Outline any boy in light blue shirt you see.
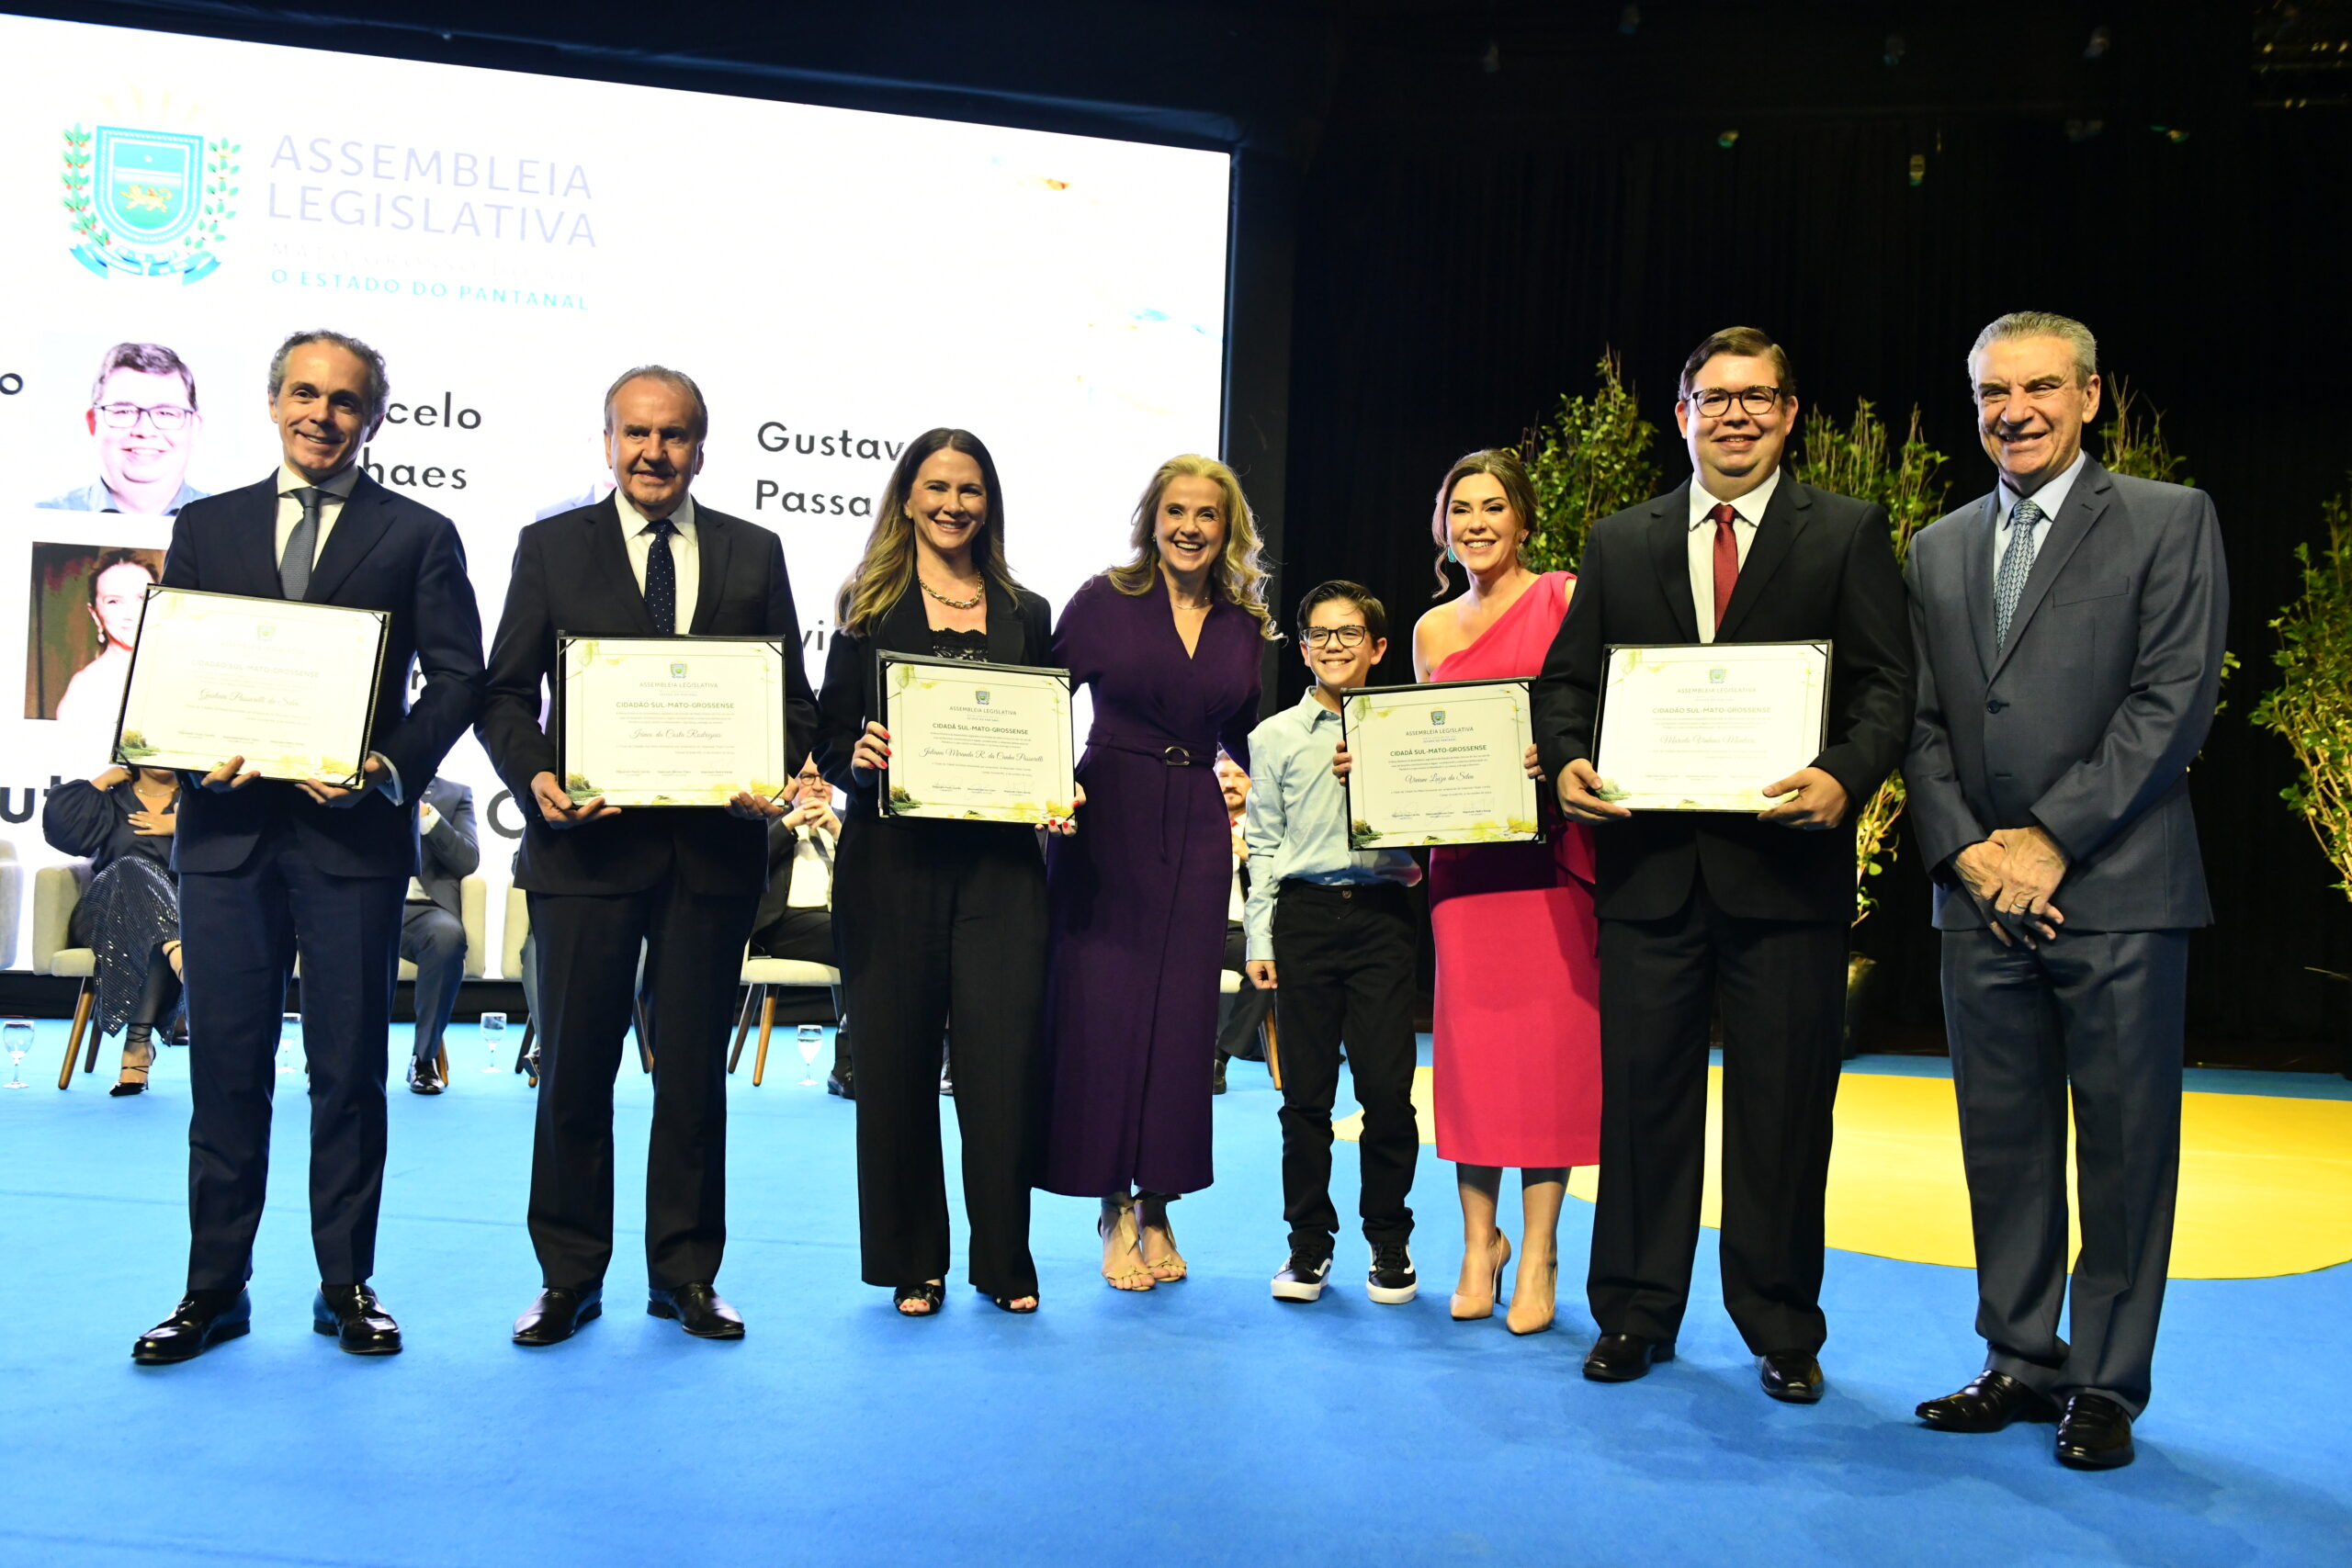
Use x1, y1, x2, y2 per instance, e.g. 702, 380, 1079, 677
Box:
1244, 581, 1423, 1304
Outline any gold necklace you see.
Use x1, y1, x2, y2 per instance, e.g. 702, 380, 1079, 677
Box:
919, 575, 984, 611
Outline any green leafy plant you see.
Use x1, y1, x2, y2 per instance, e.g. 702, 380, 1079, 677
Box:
2098, 377, 2190, 487
1791, 400, 1951, 926
2249, 487, 2352, 902
1519, 351, 1662, 576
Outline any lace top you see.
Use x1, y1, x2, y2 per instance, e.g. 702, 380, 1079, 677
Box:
931, 627, 989, 663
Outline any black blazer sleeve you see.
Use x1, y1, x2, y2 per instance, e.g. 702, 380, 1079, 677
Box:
753, 525, 820, 776
1811, 502, 1914, 807
374, 511, 485, 793
1532, 515, 1619, 780
475, 525, 562, 806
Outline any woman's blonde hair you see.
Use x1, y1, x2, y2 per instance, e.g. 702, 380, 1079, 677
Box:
1107, 453, 1279, 640
838, 428, 1023, 637
1430, 447, 1538, 594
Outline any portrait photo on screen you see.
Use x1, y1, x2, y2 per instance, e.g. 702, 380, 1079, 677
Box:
24, 541, 165, 725
35, 340, 212, 516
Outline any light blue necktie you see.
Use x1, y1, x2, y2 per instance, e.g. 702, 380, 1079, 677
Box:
1994, 497, 2044, 648
279, 487, 323, 601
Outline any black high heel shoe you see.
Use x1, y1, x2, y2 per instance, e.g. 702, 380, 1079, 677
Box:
111, 1032, 155, 1097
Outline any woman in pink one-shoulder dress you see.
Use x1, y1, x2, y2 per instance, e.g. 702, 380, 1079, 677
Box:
1412, 448, 1601, 1337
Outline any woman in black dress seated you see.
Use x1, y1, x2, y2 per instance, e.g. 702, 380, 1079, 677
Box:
43, 761, 184, 1094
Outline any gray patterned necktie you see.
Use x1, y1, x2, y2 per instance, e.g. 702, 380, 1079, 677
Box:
279, 486, 323, 600
643, 517, 678, 634
1994, 497, 2044, 648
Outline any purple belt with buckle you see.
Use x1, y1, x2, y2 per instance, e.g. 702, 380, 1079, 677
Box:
1088, 733, 1212, 767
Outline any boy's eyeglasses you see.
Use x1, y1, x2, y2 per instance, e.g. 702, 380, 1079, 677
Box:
1301, 626, 1368, 649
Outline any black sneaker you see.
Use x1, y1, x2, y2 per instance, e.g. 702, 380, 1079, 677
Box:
1271, 1252, 1332, 1303
1367, 1243, 1419, 1304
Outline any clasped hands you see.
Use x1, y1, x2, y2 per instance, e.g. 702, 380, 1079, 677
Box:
1954, 827, 2069, 947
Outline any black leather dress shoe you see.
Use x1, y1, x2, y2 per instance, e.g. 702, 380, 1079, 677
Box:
648, 1282, 745, 1339
2055, 1393, 2136, 1470
1917, 1371, 2060, 1432
1582, 1332, 1674, 1382
513, 1286, 602, 1347
827, 1067, 854, 1100
1759, 1349, 1826, 1404
407, 1058, 444, 1095
132, 1289, 252, 1364
312, 1284, 402, 1355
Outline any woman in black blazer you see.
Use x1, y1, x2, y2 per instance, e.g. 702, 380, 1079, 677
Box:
815, 427, 1064, 1316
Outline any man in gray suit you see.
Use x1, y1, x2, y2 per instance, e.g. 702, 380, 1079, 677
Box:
1904, 310, 2229, 1470
401, 777, 478, 1094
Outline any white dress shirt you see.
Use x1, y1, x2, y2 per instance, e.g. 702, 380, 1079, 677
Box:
272, 461, 401, 801
785, 824, 834, 909
615, 489, 700, 632
1685, 468, 1781, 642
1992, 450, 2086, 599
273, 461, 361, 570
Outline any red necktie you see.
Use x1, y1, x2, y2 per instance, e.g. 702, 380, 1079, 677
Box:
1709, 502, 1740, 635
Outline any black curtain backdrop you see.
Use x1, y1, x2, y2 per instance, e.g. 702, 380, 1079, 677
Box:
1278, 104, 2352, 1067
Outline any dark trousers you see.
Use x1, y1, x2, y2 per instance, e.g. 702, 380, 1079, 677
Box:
1589, 882, 1847, 1355
752, 906, 849, 1077
1943, 928, 2187, 1417
1216, 922, 1272, 1062
400, 902, 467, 1064
1270, 881, 1419, 1260
526, 876, 759, 1292
834, 813, 1046, 1297
178, 828, 406, 1291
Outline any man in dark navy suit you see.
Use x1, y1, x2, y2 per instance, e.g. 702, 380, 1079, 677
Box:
132, 331, 484, 1364
479, 366, 815, 1347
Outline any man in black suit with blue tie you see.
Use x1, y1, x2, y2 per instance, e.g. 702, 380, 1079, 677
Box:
1906, 312, 2229, 1470
132, 331, 484, 1364
479, 367, 815, 1346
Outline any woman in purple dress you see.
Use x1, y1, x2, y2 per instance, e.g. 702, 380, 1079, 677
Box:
1039, 454, 1274, 1290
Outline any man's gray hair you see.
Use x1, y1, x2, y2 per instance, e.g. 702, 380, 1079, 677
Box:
267, 330, 390, 426
603, 365, 709, 442
1970, 311, 2098, 386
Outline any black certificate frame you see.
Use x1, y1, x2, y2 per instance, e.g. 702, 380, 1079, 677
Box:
113, 584, 390, 790
875, 650, 1077, 823
1592, 638, 1834, 813
555, 632, 793, 808
1337, 675, 1543, 850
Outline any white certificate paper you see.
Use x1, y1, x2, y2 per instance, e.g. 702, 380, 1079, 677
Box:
880, 654, 1075, 827
1341, 679, 1541, 850
1594, 641, 1830, 811
560, 636, 790, 807
114, 587, 387, 785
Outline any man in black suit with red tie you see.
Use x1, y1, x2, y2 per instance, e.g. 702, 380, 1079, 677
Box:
478, 367, 816, 1346
132, 331, 484, 1364
1532, 327, 1912, 1403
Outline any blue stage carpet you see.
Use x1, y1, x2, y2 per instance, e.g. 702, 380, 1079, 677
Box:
3, 1026, 2347, 1567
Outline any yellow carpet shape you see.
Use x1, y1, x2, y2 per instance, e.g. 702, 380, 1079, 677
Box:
1333, 1066, 2352, 1280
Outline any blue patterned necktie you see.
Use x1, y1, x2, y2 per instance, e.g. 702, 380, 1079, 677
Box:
1994, 497, 2044, 648
643, 517, 677, 634
279, 487, 323, 600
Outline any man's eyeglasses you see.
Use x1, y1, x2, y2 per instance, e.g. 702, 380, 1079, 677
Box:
95, 402, 196, 431
1301, 626, 1369, 649
1684, 387, 1784, 418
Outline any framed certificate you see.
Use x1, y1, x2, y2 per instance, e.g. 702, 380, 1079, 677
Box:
113, 586, 389, 786
877, 652, 1076, 827
1340, 678, 1542, 850
1594, 640, 1831, 812
558, 635, 792, 807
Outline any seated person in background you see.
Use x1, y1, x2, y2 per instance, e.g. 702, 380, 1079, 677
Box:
749, 755, 848, 1094
1214, 751, 1272, 1093
42, 761, 185, 1094
401, 777, 478, 1095
54, 550, 158, 729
